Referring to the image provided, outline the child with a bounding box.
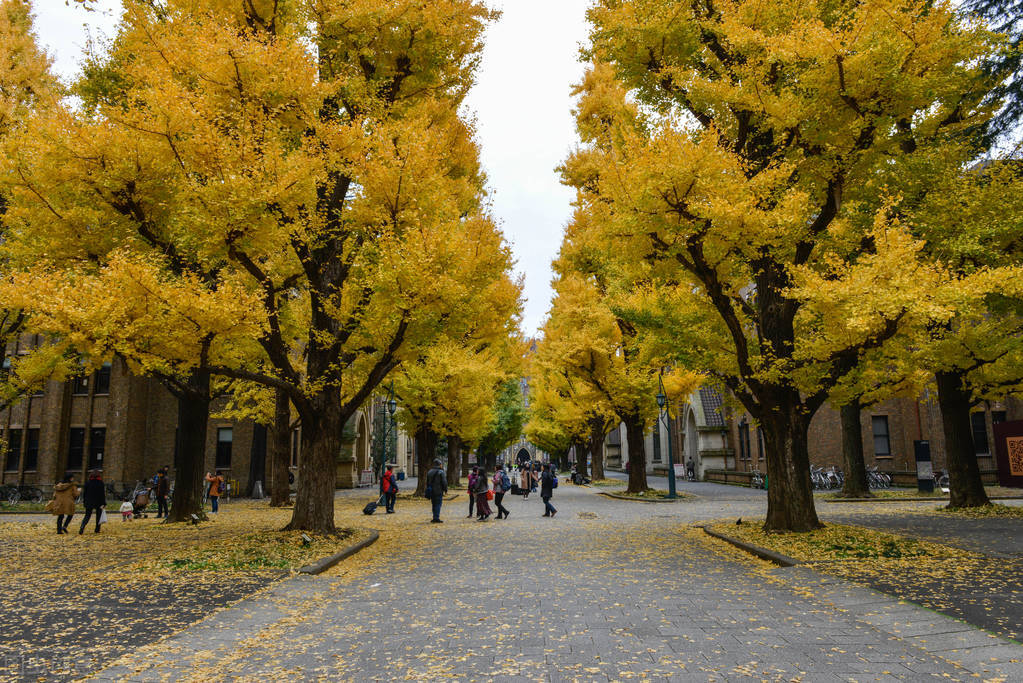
[119,500,134,521]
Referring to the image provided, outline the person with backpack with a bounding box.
[205,470,225,513]
[474,467,492,521]
[540,463,557,518]
[465,466,478,518]
[425,459,448,523]
[493,464,511,519]
[519,464,532,500]
[380,464,398,514]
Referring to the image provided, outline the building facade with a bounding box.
[1,347,377,494]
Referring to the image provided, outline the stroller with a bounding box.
[130,483,153,518]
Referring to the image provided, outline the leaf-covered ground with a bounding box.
[0,501,369,681]
[710,510,1023,643]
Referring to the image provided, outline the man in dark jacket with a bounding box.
[380,465,398,514]
[155,466,170,518]
[425,459,448,523]
[540,463,557,518]
[79,470,107,534]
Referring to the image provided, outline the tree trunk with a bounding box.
[759,394,822,532]
[269,388,292,507]
[558,448,571,473]
[447,435,462,488]
[623,412,649,493]
[935,370,990,508]
[287,392,342,532]
[461,441,470,478]
[588,417,605,482]
[165,370,210,523]
[840,399,872,498]
[248,424,267,497]
[414,426,437,497]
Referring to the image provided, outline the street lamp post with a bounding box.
[379,381,398,482]
[656,372,678,500]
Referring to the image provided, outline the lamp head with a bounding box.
[656,392,666,409]
[387,398,397,415]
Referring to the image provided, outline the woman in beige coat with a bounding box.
[47,475,78,534]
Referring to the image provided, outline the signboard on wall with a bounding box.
[993,420,1023,488]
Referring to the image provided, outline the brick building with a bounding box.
[0,342,377,495]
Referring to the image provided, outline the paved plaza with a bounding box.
[77,481,1023,682]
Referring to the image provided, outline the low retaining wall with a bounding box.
[704,469,753,486]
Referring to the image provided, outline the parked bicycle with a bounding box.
[750,469,765,489]
[0,484,43,504]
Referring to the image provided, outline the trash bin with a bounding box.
[397,471,406,481]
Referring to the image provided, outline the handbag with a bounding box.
[485,489,494,501]
[98,508,108,525]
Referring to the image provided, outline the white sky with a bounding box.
[31,0,590,337]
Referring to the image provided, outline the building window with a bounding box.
[872,416,892,457]
[216,427,233,469]
[93,363,111,395]
[971,412,989,455]
[739,421,751,461]
[652,418,662,463]
[1,356,10,380]
[606,427,621,446]
[290,428,300,468]
[992,411,1007,425]
[756,427,765,460]
[71,374,89,396]
[4,429,21,472]
[67,428,85,471]
[88,427,106,470]
[24,429,39,471]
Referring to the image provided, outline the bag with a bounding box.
[552,474,558,489]
[501,473,511,492]
[485,489,494,501]
[98,509,108,525]
[425,485,433,499]
[363,495,384,515]
[45,499,56,514]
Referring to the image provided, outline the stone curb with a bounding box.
[298,529,380,575]
[699,525,800,567]
[598,491,685,503]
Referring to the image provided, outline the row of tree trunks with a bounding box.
[623,412,649,493]
[588,416,606,482]
[840,399,873,498]
[447,435,462,488]
[935,369,991,508]
[165,369,211,523]
[269,388,292,507]
[414,426,438,497]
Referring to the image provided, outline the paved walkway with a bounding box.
[91,482,1023,682]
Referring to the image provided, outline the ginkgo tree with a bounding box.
[570,0,1006,530]
[2,0,509,533]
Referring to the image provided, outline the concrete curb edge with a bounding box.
[699,525,800,567]
[298,529,380,575]
[598,491,685,503]
[824,495,1023,503]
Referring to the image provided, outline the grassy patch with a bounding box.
[607,488,686,500]
[590,479,624,488]
[938,503,1023,519]
[710,520,959,562]
[156,528,359,572]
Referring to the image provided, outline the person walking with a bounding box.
[205,471,224,513]
[381,464,398,514]
[474,467,492,521]
[540,463,557,518]
[493,465,511,519]
[425,459,448,523]
[79,470,106,534]
[519,464,531,500]
[466,466,478,518]
[155,466,170,518]
[47,474,78,534]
